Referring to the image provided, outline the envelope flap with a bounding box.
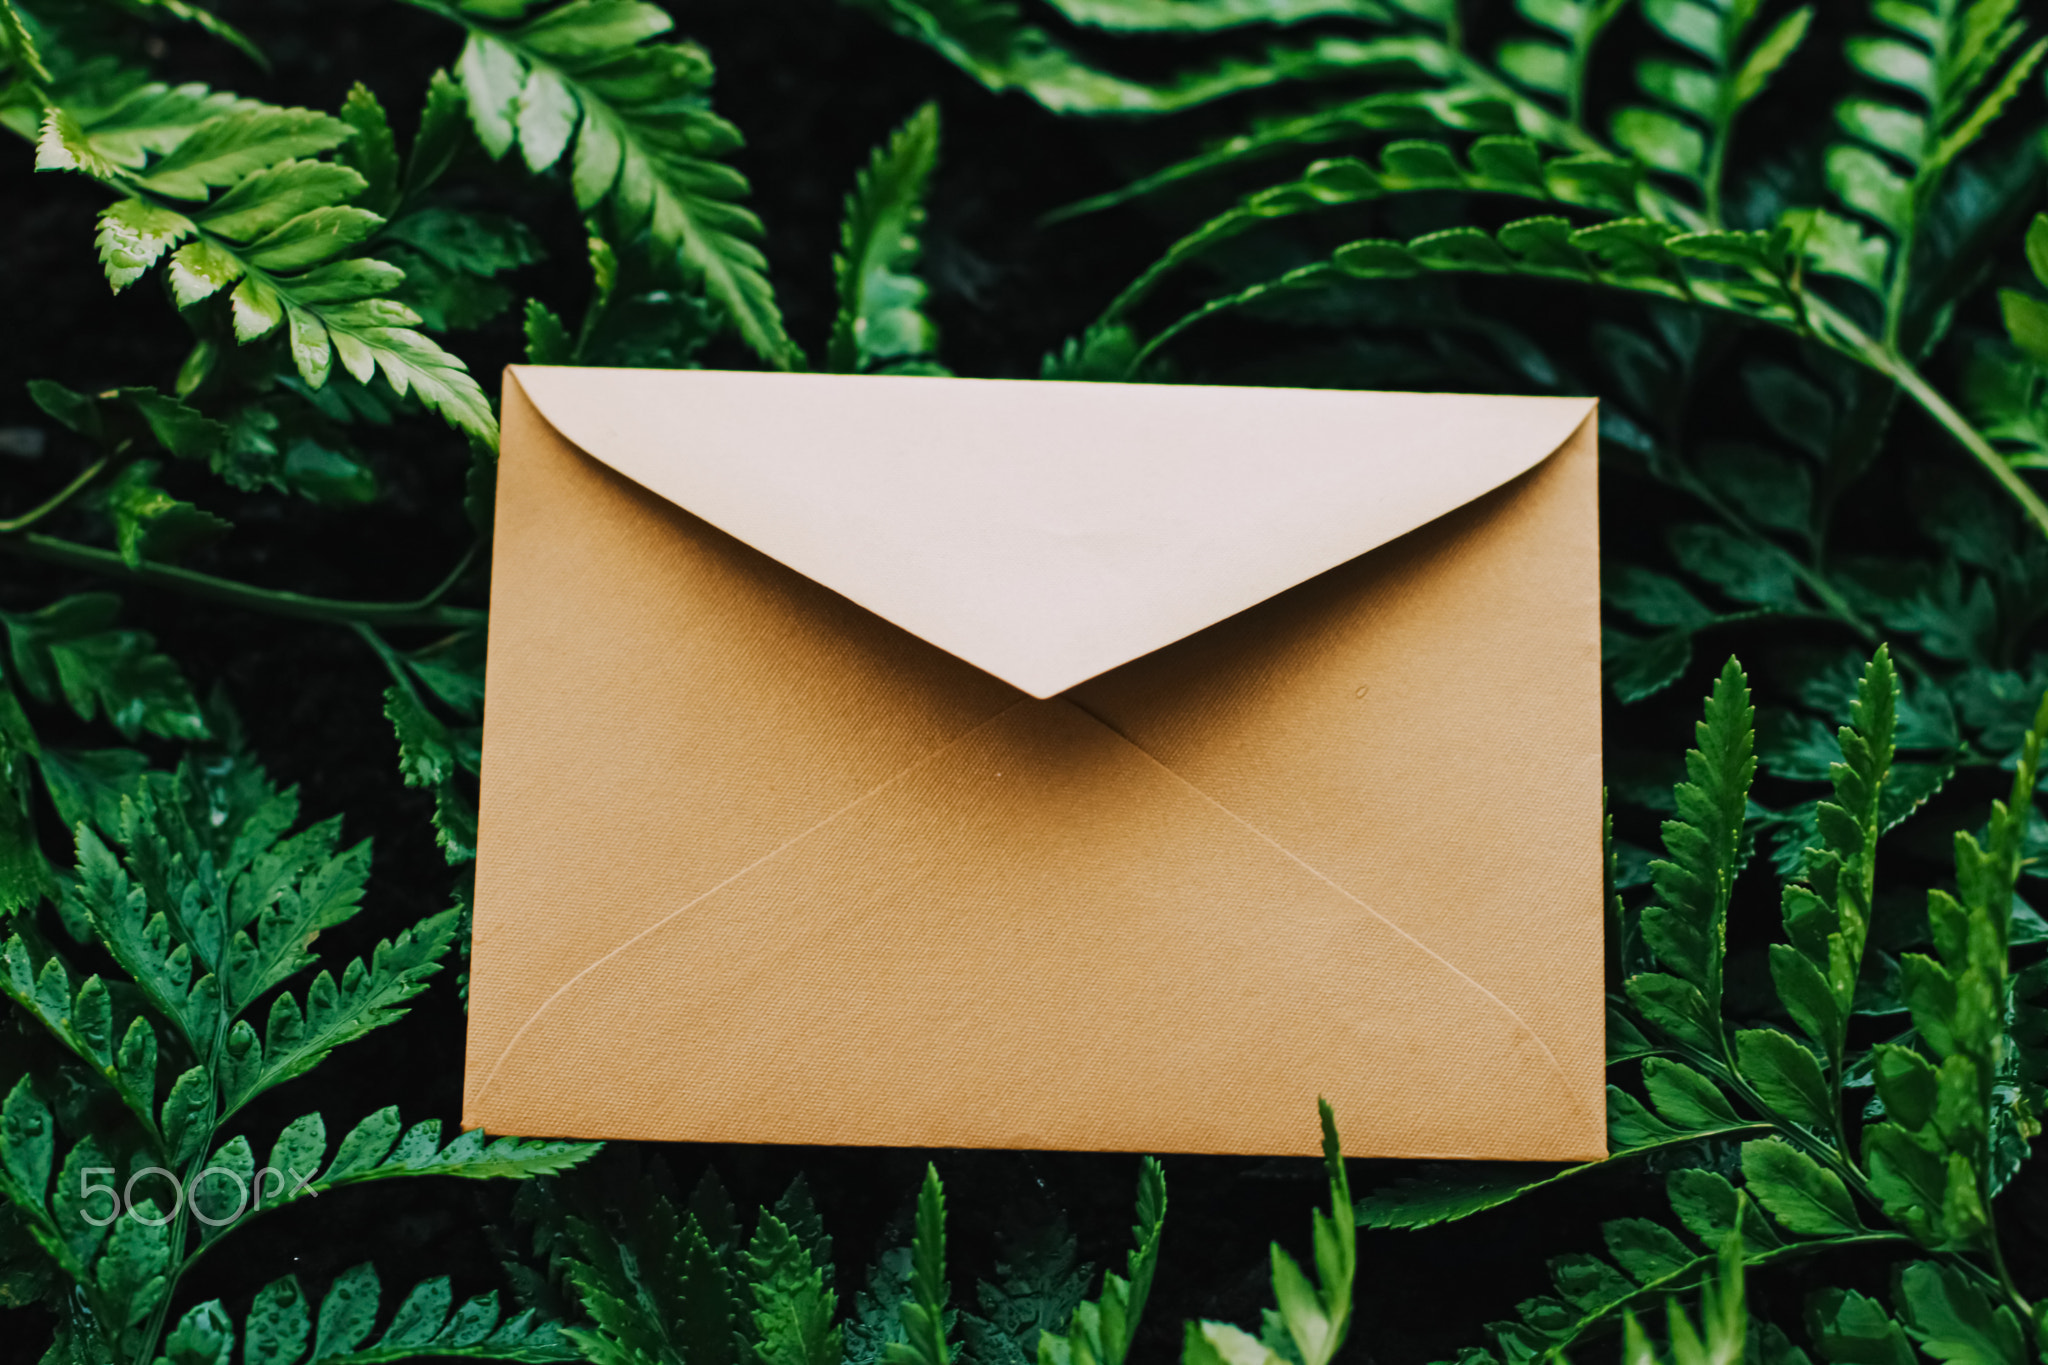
[509,367,1595,698]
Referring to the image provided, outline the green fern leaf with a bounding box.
[134,107,353,199]
[562,1178,745,1365]
[846,0,1450,117]
[1042,0,1389,31]
[1772,646,1896,1063]
[104,461,231,567]
[1041,1157,1165,1365]
[1494,0,1630,122]
[967,1215,1091,1365]
[39,73,496,439]
[27,378,225,459]
[1351,1163,1591,1232]
[1041,80,1506,222]
[885,1166,954,1365]
[25,74,263,170]
[1813,0,2047,312]
[31,74,493,438]
[432,0,798,368]
[64,820,210,1050]
[845,1245,915,1365]
[747,1205,841,1365]
[0,939,162,1142]
[1857,685,2048,1249]
[0,1076,55,1223]
[1739,1138,1862,1236]
[219,908,459,1113]
[1891,1261,2027,1365]
[1182,1105,1351,1365]
[1633,657,1756,1035]
[336,83,401,216]
[1,0,50,85]
[172,1265,580,1365]
[1609,0,1813,216]
[829,102,945,375]
[220,1109,597,1221]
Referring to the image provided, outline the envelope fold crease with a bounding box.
[1059,694,1587,1130]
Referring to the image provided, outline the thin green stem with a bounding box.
[1986,1213,2033,1317]
[1535,1233,1913,1364]
[1678,1045,1869,1192]
[352,621,428,709]
[0,457,108,533]
[1808,296,2048,542]
[0,531,486,629]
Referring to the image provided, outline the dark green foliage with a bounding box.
[1630,656,1756,1048]
[1337,645,2042,1363]
[0,605,598,1358]
[160,1263,580,1365]
[1182,1103,1351,1365]
[540,1157,1185,1365]
[746,1188,840,1365]
[885,1168,954,1365]
[417,0,799,369]
[961,1215,1091,1365]
[829,102,945,376]
[1037,1159,1164,1365]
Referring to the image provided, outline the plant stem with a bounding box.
[1536,1233,1913,1364]
[1797,297,2048,542]
[0,457,108,533]
[0,532,487,629]
[1986,1219,2033,1317]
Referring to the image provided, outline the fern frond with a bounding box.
[1860,685,2047,1249]
[1599,1,1815,225]
[1042,82,1512,222]
[1101,137,1642,321]
[1037,1160,1162,1365]
[1044,0,1387,32]
[1181,1104,1351,1365]
[418,0,798,368]
[218,909,459,1114]
[830,102,944,375]
[160,1265,579,1365]
[885,1166,954,1365]
[747,1194,841,1365]
[969,1218,1091,1365]
[65,820,214,1052]
[847,0,1454,116]
[1815,0,2047,336]
[0,593,208,741]
[0,936,163,1145]
[0,1078,134,1332]
[218,1109,597,1222]
[1135,214,1805,366]
[1494,0,1631,129]
[1769,646,1896,1090]
[34,82,496,439]
[1638,657,1756,1036]
[1,0,51,86]
[561,1175,741,1365]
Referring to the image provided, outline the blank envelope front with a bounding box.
[461,367,1606,1159]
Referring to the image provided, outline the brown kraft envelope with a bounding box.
[462,367,1605,1160]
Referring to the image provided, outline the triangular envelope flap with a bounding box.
[510,367,1597,698]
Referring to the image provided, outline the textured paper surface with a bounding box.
[463,368,1605,1159]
